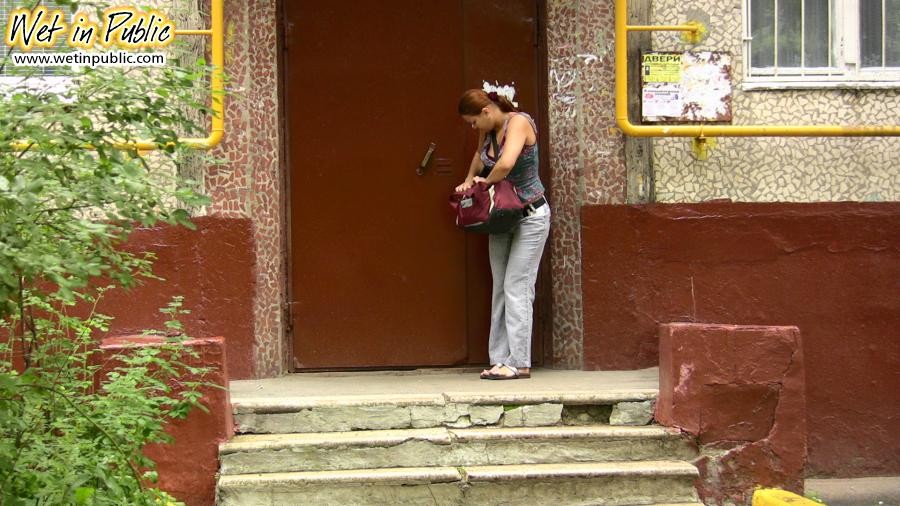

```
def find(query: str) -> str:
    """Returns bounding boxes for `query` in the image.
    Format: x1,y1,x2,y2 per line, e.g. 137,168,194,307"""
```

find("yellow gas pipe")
615,0,900,137
10,0,225,151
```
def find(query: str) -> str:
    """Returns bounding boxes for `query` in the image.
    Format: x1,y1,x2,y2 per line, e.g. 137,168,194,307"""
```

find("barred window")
860,0,900,67
746,0,900,86
1,0,71,77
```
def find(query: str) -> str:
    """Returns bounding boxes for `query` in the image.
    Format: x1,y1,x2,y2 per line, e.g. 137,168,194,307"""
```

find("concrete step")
219,425,697,475
216,460,701,506
232,391,658,434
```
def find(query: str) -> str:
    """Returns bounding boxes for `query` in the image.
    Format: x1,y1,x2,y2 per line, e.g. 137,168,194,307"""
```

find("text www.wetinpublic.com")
9,50,166,68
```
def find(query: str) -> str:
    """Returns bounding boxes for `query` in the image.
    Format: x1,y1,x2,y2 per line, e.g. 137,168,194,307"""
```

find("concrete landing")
230,367,660,404
806,477,900,505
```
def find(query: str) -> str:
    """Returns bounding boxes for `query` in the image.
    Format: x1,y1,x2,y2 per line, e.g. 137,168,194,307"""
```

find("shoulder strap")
498,114,524,149
490,131,500,159
503,113,538,148
518,112,538,136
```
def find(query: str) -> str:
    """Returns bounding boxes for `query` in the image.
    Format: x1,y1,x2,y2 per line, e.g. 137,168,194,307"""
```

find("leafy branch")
0,20,220,504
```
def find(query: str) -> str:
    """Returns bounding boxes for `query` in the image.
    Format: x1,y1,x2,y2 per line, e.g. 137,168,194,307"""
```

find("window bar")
774,0,780,74
801,0,807,75
883,0,887,67
751,1,761,76
828,0,833,71
743,0,753,77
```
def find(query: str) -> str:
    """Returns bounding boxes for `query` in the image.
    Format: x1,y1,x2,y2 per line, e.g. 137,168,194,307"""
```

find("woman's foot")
481,364,531,380
480,364,503,379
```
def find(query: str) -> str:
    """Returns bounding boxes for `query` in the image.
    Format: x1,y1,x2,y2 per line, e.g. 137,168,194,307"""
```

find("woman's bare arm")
456,130,486,192
481,115,532,185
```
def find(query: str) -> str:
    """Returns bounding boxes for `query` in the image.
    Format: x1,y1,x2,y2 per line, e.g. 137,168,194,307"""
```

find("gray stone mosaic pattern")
207,0,287,377
547,0,632,368
650,0,900,203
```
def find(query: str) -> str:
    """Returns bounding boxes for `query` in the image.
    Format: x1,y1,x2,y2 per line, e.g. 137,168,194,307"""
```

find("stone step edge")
231,390,659,414
216,460,699,488
637,504,704,506
220,424,684,454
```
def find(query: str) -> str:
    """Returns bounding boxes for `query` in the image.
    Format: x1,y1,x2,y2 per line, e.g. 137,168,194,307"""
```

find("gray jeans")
488,204,551,369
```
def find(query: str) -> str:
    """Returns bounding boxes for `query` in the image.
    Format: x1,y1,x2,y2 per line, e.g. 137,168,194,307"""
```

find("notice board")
641,51,733,123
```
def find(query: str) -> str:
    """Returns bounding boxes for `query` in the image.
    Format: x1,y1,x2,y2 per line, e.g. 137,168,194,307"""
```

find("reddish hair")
457,89,518,116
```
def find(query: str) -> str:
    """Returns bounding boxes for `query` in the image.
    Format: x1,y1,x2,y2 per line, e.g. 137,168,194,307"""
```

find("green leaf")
74,487,95,505
170,209,194,229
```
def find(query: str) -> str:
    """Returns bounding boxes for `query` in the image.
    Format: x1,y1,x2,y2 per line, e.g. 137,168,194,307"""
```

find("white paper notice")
642,84,684,118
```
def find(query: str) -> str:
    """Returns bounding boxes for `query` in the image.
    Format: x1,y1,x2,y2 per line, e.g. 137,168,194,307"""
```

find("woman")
456,89,550,380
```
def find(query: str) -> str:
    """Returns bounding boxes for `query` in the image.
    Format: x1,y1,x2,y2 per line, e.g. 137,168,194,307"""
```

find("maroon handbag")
449,180,524,234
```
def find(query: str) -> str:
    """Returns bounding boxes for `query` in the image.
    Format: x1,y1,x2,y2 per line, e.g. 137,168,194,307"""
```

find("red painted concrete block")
100,336,233,506
730,327,797,385
698,384,779,444
97,217,257,380
657,323,806,505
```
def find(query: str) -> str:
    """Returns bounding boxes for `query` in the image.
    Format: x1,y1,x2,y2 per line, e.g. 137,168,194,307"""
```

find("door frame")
277,0,553,371
535,0,553,366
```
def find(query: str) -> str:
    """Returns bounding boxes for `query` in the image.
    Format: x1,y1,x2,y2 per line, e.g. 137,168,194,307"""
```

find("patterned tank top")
479,112,545,204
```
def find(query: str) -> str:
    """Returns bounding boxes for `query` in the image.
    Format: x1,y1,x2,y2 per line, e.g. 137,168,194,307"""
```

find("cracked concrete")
610,400,655,426
657,324,807,505
216,461,701,505
234,400,652,434
219,425,696,475
219,367,704,504
232,368,660,434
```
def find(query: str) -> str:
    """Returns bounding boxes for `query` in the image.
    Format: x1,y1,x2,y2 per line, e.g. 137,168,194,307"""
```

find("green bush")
0,5,217,502
0,295,211,505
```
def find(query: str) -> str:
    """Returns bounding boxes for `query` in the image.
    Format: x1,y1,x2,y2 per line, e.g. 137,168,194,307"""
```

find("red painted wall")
96,217,257,379
581,202,900,477
100,336,233,506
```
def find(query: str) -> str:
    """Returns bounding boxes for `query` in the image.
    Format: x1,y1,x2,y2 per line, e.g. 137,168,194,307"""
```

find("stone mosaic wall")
649,0,900,202
205,0,286,377
547,0,627,368
55,0,284,376
192,0,627,374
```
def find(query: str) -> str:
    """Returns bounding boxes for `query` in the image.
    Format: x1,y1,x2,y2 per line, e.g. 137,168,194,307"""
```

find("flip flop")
479,363,502,379
483,364,531,380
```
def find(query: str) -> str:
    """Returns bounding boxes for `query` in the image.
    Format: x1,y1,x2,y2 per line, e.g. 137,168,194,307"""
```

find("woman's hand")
456,176,490,191
455,178,475,192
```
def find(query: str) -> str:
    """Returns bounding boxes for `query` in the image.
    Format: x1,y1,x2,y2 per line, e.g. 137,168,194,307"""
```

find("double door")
283,0,544,369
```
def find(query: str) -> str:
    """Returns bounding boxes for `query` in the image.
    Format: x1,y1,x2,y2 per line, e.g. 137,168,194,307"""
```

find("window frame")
0,0,75,88
743,0,900,90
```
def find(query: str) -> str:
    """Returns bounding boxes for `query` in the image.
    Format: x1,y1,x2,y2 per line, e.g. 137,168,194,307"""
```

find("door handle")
416,142,437,176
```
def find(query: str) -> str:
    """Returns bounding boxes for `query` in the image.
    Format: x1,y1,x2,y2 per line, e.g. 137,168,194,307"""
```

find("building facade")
191,0,897,478
5,0,894,486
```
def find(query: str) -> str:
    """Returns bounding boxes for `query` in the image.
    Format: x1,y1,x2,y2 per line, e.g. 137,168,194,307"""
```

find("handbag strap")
489,115,514,159
489,131,500,160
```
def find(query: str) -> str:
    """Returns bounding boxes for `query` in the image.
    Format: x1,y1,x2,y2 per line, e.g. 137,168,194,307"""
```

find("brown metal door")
284,0,541,369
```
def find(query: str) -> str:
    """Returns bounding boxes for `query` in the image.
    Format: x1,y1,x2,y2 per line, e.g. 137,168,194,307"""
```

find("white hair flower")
482,81,518,108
